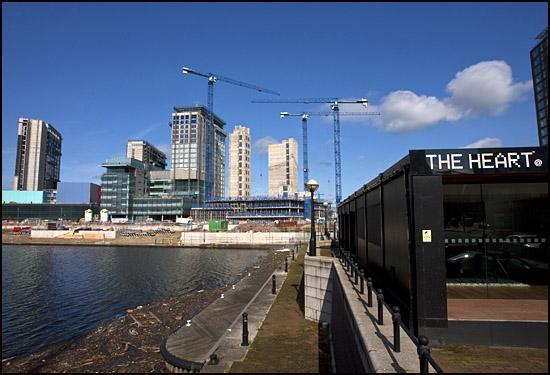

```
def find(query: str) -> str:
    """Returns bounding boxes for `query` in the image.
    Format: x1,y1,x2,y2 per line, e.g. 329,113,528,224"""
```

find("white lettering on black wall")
425,151,539,172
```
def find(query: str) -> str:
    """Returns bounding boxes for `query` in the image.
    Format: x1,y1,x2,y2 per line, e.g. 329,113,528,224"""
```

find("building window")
443,182,548,298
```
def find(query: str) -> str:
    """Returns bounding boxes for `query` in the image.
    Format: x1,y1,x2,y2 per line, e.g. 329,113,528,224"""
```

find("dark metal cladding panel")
366,187,383,271
382,174,411,310
411,175,448,333
349,199,357,256
356,192,367,266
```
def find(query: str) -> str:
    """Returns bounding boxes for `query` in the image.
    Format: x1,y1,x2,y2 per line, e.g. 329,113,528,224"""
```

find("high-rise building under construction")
126,140,167,170
268,138,298,197
228,125,251,198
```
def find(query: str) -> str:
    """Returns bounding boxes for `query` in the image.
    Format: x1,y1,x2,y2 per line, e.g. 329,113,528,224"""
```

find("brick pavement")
430,344,548,373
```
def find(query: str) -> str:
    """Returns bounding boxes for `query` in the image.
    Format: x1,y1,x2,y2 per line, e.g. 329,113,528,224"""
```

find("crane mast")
182,67,279,201
256,97,371,205
280,113,310,189
281,110,379,203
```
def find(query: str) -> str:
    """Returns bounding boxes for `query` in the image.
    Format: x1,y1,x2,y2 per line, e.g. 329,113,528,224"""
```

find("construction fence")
179,231,309,245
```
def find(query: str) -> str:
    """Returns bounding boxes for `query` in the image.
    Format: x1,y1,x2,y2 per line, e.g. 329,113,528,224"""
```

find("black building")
338,146,548,346
530,27,548,146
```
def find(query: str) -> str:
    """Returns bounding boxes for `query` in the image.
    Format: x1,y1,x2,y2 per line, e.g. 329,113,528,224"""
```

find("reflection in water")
2,245,268,359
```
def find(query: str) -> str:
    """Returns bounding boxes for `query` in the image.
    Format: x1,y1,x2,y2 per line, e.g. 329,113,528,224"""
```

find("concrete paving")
162,250,293,373
200,264,289,373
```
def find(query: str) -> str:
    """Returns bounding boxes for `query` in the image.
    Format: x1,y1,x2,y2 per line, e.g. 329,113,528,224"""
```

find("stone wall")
304,254,334,323
303,251,421,372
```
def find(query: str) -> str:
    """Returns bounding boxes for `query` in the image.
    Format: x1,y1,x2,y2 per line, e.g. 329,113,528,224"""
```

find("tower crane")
252,97,372,205
181,67,279,201
280,111,380,193
280,113,310,190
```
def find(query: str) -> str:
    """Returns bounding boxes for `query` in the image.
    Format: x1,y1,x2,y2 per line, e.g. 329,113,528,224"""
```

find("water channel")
1,244,270,359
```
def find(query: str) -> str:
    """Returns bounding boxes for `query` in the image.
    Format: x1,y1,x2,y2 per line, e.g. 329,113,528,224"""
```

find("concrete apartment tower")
170,106,226,203
228,125,251,198
268,138,298,197
126,140,167,170
13,118,62,191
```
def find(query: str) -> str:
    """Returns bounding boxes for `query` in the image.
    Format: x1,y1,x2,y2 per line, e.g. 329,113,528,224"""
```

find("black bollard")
272,274,276,294
377,288,384,325
208,353,219,365
354,263,359,285
359,270,365,294
418,336,430,373
392,306,401,352
241,312,249,346
366,277,373,307
285,257,288,272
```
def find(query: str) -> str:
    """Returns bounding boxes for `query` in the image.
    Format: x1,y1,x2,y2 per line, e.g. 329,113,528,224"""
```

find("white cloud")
156,143,171,156
316,160,332,167
445,60,532,117
374,61,531,133
252,136,278,154
133,123,163,140
60,161,104,184
377,91,460,133
463,137,503,149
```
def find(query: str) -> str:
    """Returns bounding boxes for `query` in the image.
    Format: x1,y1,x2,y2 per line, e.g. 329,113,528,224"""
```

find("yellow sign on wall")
422,230,432,242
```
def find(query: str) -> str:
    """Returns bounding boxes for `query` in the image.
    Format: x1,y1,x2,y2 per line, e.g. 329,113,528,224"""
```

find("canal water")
1,244,269,359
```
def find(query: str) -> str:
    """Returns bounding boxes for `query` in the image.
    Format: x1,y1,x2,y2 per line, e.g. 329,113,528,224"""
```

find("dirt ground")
1,249,289,373
2,221,307,246
2,229,183,247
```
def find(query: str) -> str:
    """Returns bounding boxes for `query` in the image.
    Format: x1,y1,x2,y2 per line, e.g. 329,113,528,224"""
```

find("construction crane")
280,111,380,192
182,67,280,201
252,97,371,205
280,113,310,190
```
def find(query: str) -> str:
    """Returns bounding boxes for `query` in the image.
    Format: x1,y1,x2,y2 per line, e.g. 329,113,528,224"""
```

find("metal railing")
339,250,444,373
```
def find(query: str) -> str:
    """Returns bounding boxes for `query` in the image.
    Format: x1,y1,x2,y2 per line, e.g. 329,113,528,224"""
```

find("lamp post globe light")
306,179,319,256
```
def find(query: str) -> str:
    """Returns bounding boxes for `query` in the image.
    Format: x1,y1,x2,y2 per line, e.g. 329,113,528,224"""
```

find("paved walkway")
161,251,292,372
160,244,548,373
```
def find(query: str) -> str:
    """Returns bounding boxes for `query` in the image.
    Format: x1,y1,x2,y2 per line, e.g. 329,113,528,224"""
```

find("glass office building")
100,157,195,221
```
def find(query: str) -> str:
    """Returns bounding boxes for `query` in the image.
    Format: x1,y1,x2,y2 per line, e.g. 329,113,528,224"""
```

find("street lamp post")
323,201,329,239
333,214,337,242
306,179,319,256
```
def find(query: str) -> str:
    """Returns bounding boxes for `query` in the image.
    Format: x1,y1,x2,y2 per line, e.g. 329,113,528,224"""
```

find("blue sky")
2,2,547,203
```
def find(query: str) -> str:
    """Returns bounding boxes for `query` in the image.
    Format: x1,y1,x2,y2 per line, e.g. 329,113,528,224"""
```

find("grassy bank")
229,246,332,373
